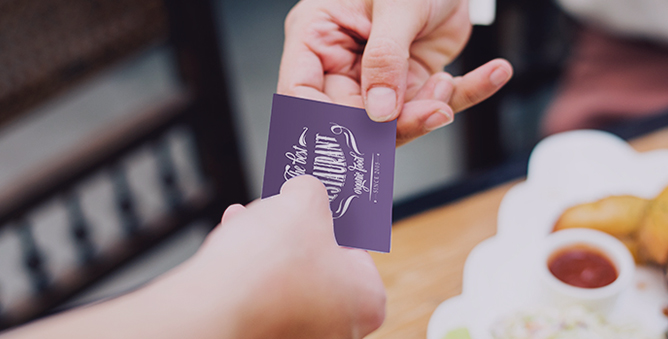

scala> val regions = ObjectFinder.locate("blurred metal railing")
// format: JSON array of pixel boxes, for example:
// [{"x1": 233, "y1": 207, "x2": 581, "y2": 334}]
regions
[{"x1": 0, "y1": 0, "x2": 249, "y2": 329}]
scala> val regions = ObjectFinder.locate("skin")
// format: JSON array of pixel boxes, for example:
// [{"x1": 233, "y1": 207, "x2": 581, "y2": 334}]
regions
[
  {"x1": 3, "y1": 176, "x2": 385, "y2": 339},
  {"x1": 3, "y1": 1, "x2": 513, "y2": 337},
  {"x1": 278, "y1": 0, "x2": 513, "y2": 146}
]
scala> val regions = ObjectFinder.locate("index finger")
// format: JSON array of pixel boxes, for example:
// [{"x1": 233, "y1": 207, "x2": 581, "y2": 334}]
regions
[
  {"x1": 278, "y1": 37, "x2": 331, "y2": 102},
  {"x1": 277, "y1": 4, "x2": 331, "y2": 102}
]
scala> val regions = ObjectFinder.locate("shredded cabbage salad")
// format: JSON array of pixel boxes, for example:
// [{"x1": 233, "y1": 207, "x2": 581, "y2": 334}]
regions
[{"x1": 490, "y1": 305, "x2": 659, "y2": 339}]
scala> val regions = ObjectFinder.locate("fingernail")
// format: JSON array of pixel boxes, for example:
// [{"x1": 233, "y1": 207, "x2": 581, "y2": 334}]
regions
[
  {"x1": 366, "y1": 87, "x2": 397, "y2": 121},
  {"x1": 424, "y1": 109, "x2": 453, "y2": 131},
  {"x1": 490, "y1": 67, "x2": 510, "y2": 87}
]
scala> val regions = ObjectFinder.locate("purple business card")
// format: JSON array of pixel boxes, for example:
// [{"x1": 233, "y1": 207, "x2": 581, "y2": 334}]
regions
[{"x1": 262, "y1": 94, "x2": 396, "y2": 252}]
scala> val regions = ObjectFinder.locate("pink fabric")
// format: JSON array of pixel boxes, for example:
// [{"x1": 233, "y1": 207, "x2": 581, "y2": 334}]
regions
[{"x1": 542, "y1": 27, "x2": 668, "y2": 135}]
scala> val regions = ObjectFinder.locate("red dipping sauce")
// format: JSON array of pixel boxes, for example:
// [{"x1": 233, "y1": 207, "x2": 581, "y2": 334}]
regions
[{"x1": 548, "y1": 245, "x2": 618, "y2": 288}]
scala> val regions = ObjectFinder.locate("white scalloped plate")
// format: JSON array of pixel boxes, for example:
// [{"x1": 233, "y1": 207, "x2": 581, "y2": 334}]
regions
[{"x1": 427, "y1": 130, "x2": 668, "y2": 339}]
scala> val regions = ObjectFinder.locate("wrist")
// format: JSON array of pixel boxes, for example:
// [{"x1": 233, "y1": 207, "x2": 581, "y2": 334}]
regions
[
  {"x1": 143, "y1": 253, "x2": 292, "y2": 339},
  {"x1": 129, "y1": 260, "x2": 246, "y2": 339}
]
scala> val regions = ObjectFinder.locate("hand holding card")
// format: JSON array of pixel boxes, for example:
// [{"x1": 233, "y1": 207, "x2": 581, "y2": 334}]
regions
[{"x1": 262, "y1": 94, "x2": 396, "y2": 252}]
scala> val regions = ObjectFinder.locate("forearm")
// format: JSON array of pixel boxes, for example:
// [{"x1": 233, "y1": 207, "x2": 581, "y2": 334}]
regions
[{"x1": 2, "y1": 262, "x2": 243, "y2": 339}]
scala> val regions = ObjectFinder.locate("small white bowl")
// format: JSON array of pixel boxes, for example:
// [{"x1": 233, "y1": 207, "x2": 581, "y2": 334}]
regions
[{"x1": 537, "y1": 228, "x2": 635, "y2": 313}]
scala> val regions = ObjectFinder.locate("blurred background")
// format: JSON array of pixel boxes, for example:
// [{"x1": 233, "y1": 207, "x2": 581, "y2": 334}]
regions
[{"x1": 0, "y1": 0, "x2": 667, "y2": 330}]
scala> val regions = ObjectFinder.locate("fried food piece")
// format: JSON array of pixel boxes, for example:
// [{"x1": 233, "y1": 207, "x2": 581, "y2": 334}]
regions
[
  {"x1": 618, "y1": 236, "x2": 642, "y2": 263},
  {"x1": 638, "y1": 187, "x2": 668, "y2": 265},
  {"x1": 554, "y1": 195, "x2": 649, "y2": 238}
]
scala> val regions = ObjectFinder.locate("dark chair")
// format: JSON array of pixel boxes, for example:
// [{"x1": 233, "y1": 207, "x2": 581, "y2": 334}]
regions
[{"x1": 0, "y1": 0, "x2": 248, "y2": 329}]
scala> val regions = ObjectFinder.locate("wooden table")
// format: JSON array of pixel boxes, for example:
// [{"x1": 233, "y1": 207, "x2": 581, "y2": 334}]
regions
[{"x1": 368, "y1": 128, "x2": 668, "y2": 339}]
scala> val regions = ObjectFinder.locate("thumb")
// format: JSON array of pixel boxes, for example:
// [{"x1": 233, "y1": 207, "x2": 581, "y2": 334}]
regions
[
  {"x1": 362, "y1": 0, "x2": 425, "y2": 122},
  {"x1": 279, "y1": 175, "x2": 331, "y2": 215}
]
